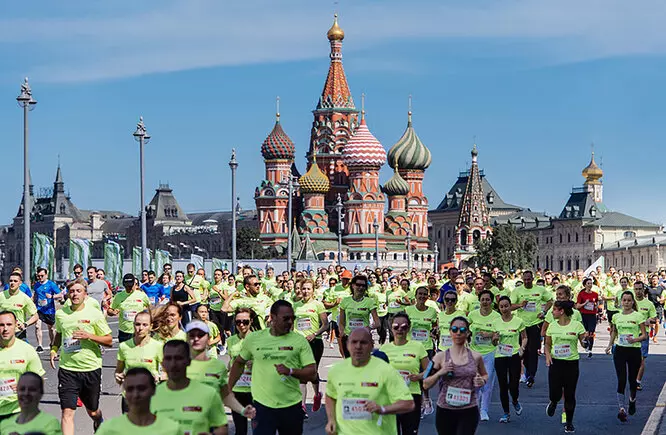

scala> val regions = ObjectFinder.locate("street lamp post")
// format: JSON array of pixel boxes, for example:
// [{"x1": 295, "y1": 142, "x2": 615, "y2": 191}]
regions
[
  {"x1": 286, "y1": 176, "x2": 299, "y2": 270},
  {"x1": 229, "y1": 149, "x2": 238, "y2": 272},
  {"x1": 17, "y1": 78, "x2": 36, "y2": 284},
  {"x1": 434, "y1": 242, "x2": 439, "y2": 273},
  {"x1": 335, "y1": 194, "x2": 344, "y2": 265},
  {"x1": 133, "y1": 117, "x2": 151, "y2": 272},
  {"x1": 406, "y1": 231, "x2": 412, "y2": 271},
  {"x1": 373, "y1": 218, "x2": 379, "y2": 269}
]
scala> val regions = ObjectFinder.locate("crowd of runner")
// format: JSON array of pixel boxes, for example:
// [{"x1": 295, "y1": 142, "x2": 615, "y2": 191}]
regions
[{"x1": 0, "y1": 261, "x2": 664, "y2": 434}]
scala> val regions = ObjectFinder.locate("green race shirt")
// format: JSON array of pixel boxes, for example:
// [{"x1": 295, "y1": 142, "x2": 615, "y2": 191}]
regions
[
  {"x1": 0, "y1": 339, "x2": 45, "y2": 415},
  {"x1": 325, "y1": 285, "x2": 351, "y2": 319},
  {"x1": 493, "y1": 315, "x2": 525, "y2": 357},
  {"x1": 55, "y1": 303, "x2": 112, "y2": 372},
  {"x1": 151, "y1": 380, "x2": 227, "y2": 433},
  {"x1": 239, "y1": 329, "x2": 315, "y2": 408},
  {"x1": 96, "y1": 414, "x2": 180, "y2": 435},
  {"x1": 340, "y1": 296, "x2": 378, "y2": 335},
  {"x1": 612, "y1": 311, "x2": 645, "y2": 348},
  {"x1": 0, "y1": 410, "x2": 61, "y2": 435},
  {"x1": 0, "y1": 290, "x2": 37, "y2": 325},
  {"x1": 544, "y1": 307, "x2": 582, "y2": 325},
  {"x1": 605, "y1": 284, "x2": 622, "y2": 311},
  {"x1": 326, "y1": 357, "x2": 412, "y2": 435},
  {"x1": 184, "y1": 275, "x2": 205, "y2": 303},
  {"x1": 111, "y1": 290, "x2": 150, "y2": 333},
  {"x1": 380, "y1": 340, "x2": 427, "y2": 395},
  {"x1": 154, "y1": 329, "x2": 187, "y2": 343},
  {"x1": 405, "y1": 305, "x2": 437, "y2": 351},
  {"x1": 468, "y1": 309, "x2": 501, "y2": 355},
  {"x1": 461, "y1": 292, "x2": 480, "y2": 314},
  {"x1": 206, "y1": 321, "x2": 220, "y2": 359},
  {"x1": 637, "y1": 298, "x2": 657, "y2": 322},
  {"x1": 229, "y1": 293, "x2": 272, "y2": 329},
  {"x1": 293, "y1": 299, "x2": 326, "y2": 338},
  {"x1": 187, "y1": 357, "x2": 228, "y2": 393},
  {"x1": 387, "y1": 290, "x2": 407, "y2": 314},
  {"x1": 546, "y1": 320, "x2": 585, "y2": 361},
  {"x1": 437, "y1": 310, "x2": 467, "y2": 351},
  {"x1": 208, "y1": 284, "x2": 226, "y2": 311},
  {"x1": 374, "y1": 291, "x2": 388, "y2": 317},
  {"x1": 511, "y1": 285, "x2": 553, "y2": 327},
  {"x1": 117, "y1": 337, "x2": 163, "y2": 378},
  {"x1": 227, "y1": 334, "x2": 251, "y2": 393}
]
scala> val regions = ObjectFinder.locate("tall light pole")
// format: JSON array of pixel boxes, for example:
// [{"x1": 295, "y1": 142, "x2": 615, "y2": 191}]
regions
[
  {"x1": 133, "y1": 117, "x2": 151, "y2": 271},
  {"x1": 373, "y1": 218, "x2": 379, "y2": 269},
  {"x1": 229, "y1": 149, "x2": 238, "y2": 272},
  {"x1": 434, "y1": 242, "x2": 439, "y2": 273},
  {"x1": 335, "y1": 193, "x2": 344, "y2": 265},
  {"x1": 406, "y1": 231, "x2": 412, "y2": 271},
  {"x1": 17, "y1": 78, "x2": 36, "y2": 283},
  {"x1": 286, "y1": 176, "x2": 299, "y2": 270}
]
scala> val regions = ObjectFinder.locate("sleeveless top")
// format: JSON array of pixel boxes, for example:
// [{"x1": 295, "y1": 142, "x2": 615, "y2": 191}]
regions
[
  {"x1": 171, "y1": 285, "x2": 188, "y2": 304},
  {"x1": 437, "y1": 348, "x2": 478, "y2": 410}
]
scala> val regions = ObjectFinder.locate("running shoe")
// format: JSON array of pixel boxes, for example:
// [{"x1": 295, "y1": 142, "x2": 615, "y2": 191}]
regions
[
  {"x1": 499, "y1": 413, "x2": 510, "y2": 423},
  {"x1": 618, "y1": 408, "x2": 628, "y2": 422},
  {"x1": 629, "y1": 399, "x2": 636, "y2": 416},
  {"x1": 520, "y1": 374, "x2": 527, "y2": 383},
  {"x1": 302, "y1": 404, "x2": 309, "y2": 419},
  {"x1": 513, "y1": 402, "x2": 523, "y2": 416},
  {"x1": 546, "y1": 401, "x2": 557, "y2": 417},
  {"x1": 564, "y1": 423, "x2": 575, "y2": 433},
  {"x1": 35, "y1": 345, "x2": 44, "y2": 353},
  {"x1": 637, "y1": 381, "x2": 642, "y2": 391},
  {"x1": 312, "y1": 392, "x2": 322, "y2": 412},
  {"x1": 480, "y1": 410, "x2": 490, "y2": 421},
  {"x1": 422, "y1": 397, "x2": 434, "y2": 416},
  {"x1": 588, "y1": 351, "x2": 592, "y2": 359},
  {"x1": 93, "y1": 417, "x2": 104, "y2": 433},
  {"x1": 526, "y1": 378, "x2": 535, "y2": 388},
  {"x1": 217, "y1": 344, "x2": 227, "y2": 356},
  {"x1": 77, "y1": 397, "x2": 83, "y2": 408}
]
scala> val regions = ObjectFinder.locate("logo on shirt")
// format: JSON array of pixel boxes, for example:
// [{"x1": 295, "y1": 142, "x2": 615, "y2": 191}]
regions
[
  {"x1": 357, "y1": 308, "x2": 368, "y2": 311},
  {"x1": 79, "y1": 320, "x2": 91, "y2": 324},
  {"x1": 10, "y1": 359, "x2": 25, "y2": 364},
  {"x1": 12, "y1": 304, "x2": 23, "y2": 308},
  {"x1": 182, "y1": 406, "x2": 202, "y2": 412},
  {"x1": 361, "y1": 382, "x2": 378, "y2": 387},
  {"x1": 566, "y1": 332, "x2": 577, "y2": 336},
  {"x1": 142, "y1": 358, "x2": 154, "y2": 363},
  {"x1": 205, "y1": 373, "x2": 220, "y2": 378},
  {"x1": 403, "y1": 353, "x2": 416, "y2": 358},
  {"x1": 278, "y1": 346, "x2": 293, "y2": 351}
]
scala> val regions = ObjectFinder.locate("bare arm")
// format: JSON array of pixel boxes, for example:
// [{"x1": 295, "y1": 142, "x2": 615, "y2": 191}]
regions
[
  {"x1": 228, "y1": 355, "x2": 248, "y2": 391},
  {"x1": 315, "y1": 313, "x2": 329, "y2": 337},
  {"x1": 325, "y1": 395, "x2": 337, "y2": 435},
  {"x1": 370, "y1": 309, "x2": 380, "y2": 330},
  {"x1": 339, "y1": 309, "x2": 347, "y2": 337}
]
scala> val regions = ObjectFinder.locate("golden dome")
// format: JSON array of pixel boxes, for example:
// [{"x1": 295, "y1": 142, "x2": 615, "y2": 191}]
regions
[
  {"x1": 582, "y1": 151, "x2": 603, "y2": 184},
  {"x1": 327, "y1": 14, "x2": 345, "y2": 41},
  {"x1": 299, "y1": 153, "x2": 330, "y2": 194}
]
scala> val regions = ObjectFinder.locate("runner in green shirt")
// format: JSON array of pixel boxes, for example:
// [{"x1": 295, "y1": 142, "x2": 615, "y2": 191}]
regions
[
  {"x1": 108, "y1": 274, "x2": 150, "y2": 343},
  {"x1": 226, "y1": 308, "x2": 255, "y2": 435},
  {"x1": 208, "y1": 269, "x2": 229, "y2": 353},
  {"x1": 0, "y1": 372, "x2": 62, "y2": 435},
  {"x1": 632, "y1": 282, "x2": 655, "y2": 394},
  {"x1": 222, "y1": 275, "x2": 272, "y2": 329},
  {"x1": 0, "y1": 272, "x2": 38, "y2": 341},
  {"x1": 437, "y1": 291, "x2": 467, "y2": 352},
  {"x1": 339, "y1": 276, "x2": 379, "y2": 358},
  {"x1": 374, "y1": 281, "x2": 390, "y2": 345}
]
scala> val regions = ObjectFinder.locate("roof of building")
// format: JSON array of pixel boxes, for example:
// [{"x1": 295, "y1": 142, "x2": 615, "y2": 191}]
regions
[
  {"x1": 598, "y1": 233, "x2": 666, "y2": 252},
  {"x1": 382, "y1": 167, "x2": 410, "y2": 197},
  {"x1": 492, "y1": 209, "x2": 552, "y2": 230},
  {"x1": 583, "y1": 211, "x2": 660, "y2": 229},
  {"x1": 387, "y1": 111, "x2": 431, "y2": 171},
  {"x1": 318, "y1": 15, "x2": 355, "y2": 111},
  {"x1": 261, "y1": 114, "x2": 295, "y2": 161},
  {"x1": 146, "y1": 184, "x2": 190, "y2": 224},
  {"x1": 558, "y1": 189, "x2": 607, "y2": 220},
  {"x1": 101, "y1": 217, "x2": 136, "y2": 235},
  {"x1": 187, "y1": 210, "x2": 257, "y2": 226},
  {"x1": 432, "y1": 170, "x2": 521, "y2": 213},
  {"x1": 342, "y1": 116, "x2": 387, "y2": 168},
  {"x1": 299, "y1": 154, "x2": 330, "y2": 194}
]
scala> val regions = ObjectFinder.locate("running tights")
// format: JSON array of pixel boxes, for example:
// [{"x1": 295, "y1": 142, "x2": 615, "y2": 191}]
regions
[
  {"x1": 435, "y1": 406, "x2": 479, "y2": 435},
  {"x1": 613, "y1": 346, "x2": 641, "y2": 400},
  {"x1": 523, "y1": 323, "x2": 542, "y2": 381},
  {"x1": 495, "y1": 354, "x2": 521, "y2": 413},
  {"x1": 397, "y1": 394, "x2": 422, "y2": 435},
  {"x1": 378, "y1": 315, "x2": 390, "y2": 344},
  {"x1": 231, "y1": 391, "x2": 253, "y2": 435},
  {"x1": 548, "y1": 359, "x2": 579, "y2": 425},
  {"x1": 581, "y1": 313, "x2": 597, "y2": 351}
]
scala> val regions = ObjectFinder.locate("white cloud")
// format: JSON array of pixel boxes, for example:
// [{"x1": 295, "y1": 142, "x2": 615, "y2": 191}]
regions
[{"x1": 2, "y1": 0, "x2": 666, "y2": 82}]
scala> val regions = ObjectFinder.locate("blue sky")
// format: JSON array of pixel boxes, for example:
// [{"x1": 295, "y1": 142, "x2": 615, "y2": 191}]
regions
[{"x1": 0, "y1": 0, "x2": 665, "y2": 226}]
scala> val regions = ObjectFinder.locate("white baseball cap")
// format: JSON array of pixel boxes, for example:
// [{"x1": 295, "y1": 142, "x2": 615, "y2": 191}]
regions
[{"x1": 185, "y1": 320, "x2": 209, "y2": 334}]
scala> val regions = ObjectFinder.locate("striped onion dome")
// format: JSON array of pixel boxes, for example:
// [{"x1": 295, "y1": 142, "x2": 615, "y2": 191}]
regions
[
  {"x1": 343, "y1": 116, "x2": 387, "y2": 168},
  {"x1": 388, "y1": 111, "x2": 431, "y2": 171},
  {"x1": 299, "y1": 154, "x2": 330, "y2": 194},
  {"x1": 260, "y1": 114, "x2": 295, "y2": 160},
  {"x1": 382, "y1": 166, "x2": 410, "y2": 197}
]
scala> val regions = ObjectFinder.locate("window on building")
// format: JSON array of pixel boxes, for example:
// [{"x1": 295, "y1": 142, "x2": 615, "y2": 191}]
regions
[
  {"x1": 641, "y1": 255, "x2": 644, "y2": 264},
  {"x1": 575, "y1": 233, "x2": 579, "y2": 242},
  {"x1": 536, "y1": 256, "x2": 540, "y2": 268},
  {"x1": 460, "y1": 230, "x2": 467, "y2": 246},
  {"x1": 588, "y1": 235, "x2": 591, "y2": 242},
  {"x1": 650, "y1": 255, "x2": 653, "y2": 264},
  {"x1": 575, "y1": 259, "x2": 580, "y2": 270},
  {"x1": 568, "y1": 234, "x2": 571, "y2": 243},
  {"x1": 624, "y1": 231, "x2": 636, "y2": 238},
  {"x1": 567, "y1": 259, "x2": 572, "y2": 271},
  {"x1": 393, "y1": 253, "x2": 397, "y2": 260},
  {"x1": 587, "y1": 258, "x2": 592, "y2": 267},
  {"x1": 536, "y1": 237, "x2": 539, "y2": 245},
  {"x1": 447, "y1": 229, "x2": 451, "y2": 238},
  {"x1": 438, "y1": 230, "x2": 441, "y2": 239},
  {"x1": 559, "y1": 260, "x2": 564, "y2": 270},
  {"x1": 559, "y1": 234, "x2": 563, "y2": 243},
  {"x1": 546, "y1": 256, "x2": 549, "y2": 269}
]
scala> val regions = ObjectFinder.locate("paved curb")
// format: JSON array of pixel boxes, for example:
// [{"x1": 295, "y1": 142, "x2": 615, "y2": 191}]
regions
[{"x1": 642, "y1": 381, "x2": 666, "y2": 435}]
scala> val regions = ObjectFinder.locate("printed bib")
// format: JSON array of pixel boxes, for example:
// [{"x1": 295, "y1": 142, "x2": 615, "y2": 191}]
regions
[
  {"x1": 474, "y1": 333, "x2": 491, "y2": 346},
  {"x1": 553, "y1": 344, "x2": 571, "y2": 358},
  {"x1": 584, "y1": 301, "x2": 595, "y2": 311},
  {"x1": 411, "y1": 329, "x2": 428, "y2": 342},
  {"x1": 498, "y1": 344, "x2": 514, "y2": 356},
  {"x1": 209, "y1": 295, "x2": 222, "y2": 305},
  {"x1": 389, "y1": 301, "x2": 401, "y2": 309},
  {"x1": 524, "y1": 302, "x2": 537, "y2": 312},
  {"x1": 399, "y1": 370, "x2": 411, "y2": 386},
  {"x1": 379, "y1": 303, "x2": 388, "y2": 312},
  {"x1": 618, "y1": 334, "x2": 633, "y2": 346},
  {"x1": 149, "y1": 297, "x2": 157, "y2": 305},
  {"x1": 341, "y1": 398, "x2": 372, "y2": 420},
  {"x1": 0, "y1": 378, "x2": 16, "y2": 397},
  {"x1": 348, "y1": 318, "x2": 365, "y2": 330},
  {"x1": 446, "y1": 386, "x2": 471, "y2": 407},
  {"x1": 63, "y1": 337, "x2": 82, "y2": 353},
  {"x1": 236, "y1": 371, "x2": 252, "y2": 388},
  {"x1": 297, "y1": 318, "x2": 312, "y2": 331},
  {"x1": 38, "y1": 299, "x2": 48, "y2": 307},
  {"x1": 123, "y1": 310, "x2": 138, "y2": 321},
  {"x1": 440, "y1": 335, "x2": 453, "y2": 348}
]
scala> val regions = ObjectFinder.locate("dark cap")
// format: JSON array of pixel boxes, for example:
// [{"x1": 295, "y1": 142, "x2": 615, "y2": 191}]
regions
[{"x1": 122, "y1": 273, "x2": 136, "y2": 286}]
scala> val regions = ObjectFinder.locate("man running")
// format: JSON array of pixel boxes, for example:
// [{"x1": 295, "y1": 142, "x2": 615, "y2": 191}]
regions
[
  {"x1": 228, "y1": 300, "x2": 316, "y2": 435},
  {"x1": 86, "y1": 266, "x2": 111, "y2": 311},
  {"x1": 141, "y1": 271, "x2": 167, "y2": 306},
  {"x1": 33, "y1": 267, "x2": 63, "y2": 353},
  {"x1": 108, "y1": 274, "x2": 150, "y2": 343},
  {"x1": 0, "y1": 272, "x2": 38, "y2": 341}
]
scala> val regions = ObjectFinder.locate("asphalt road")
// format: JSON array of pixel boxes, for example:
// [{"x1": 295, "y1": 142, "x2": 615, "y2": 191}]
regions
[{"x1": 30, "y1": 317, "x2": 666, "y2": 434}]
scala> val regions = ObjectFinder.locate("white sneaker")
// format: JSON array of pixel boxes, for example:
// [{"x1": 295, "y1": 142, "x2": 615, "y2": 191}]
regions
[
  {"x1": 480, "y1": 410, "x2": 490, "y2": 421},
  {"x1": 520, "y1": 374, "x2": 527, "y2": 383}
]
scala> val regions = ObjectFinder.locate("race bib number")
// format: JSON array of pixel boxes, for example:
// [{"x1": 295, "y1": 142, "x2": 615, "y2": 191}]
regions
[
  {"x1": 411, "y1": 329, "x2": 428, "y2": 342},
  {"x1": 446, "y1": 387, "x2": 471, "y2": 407},
  {"x1": 349, "y1": 318, "x2": 364, "y2": 330},
  {"x1": 389, "y1": 301, "x2": 401, "y2": 309},
  {"x1": 584, "y1": 301, "x2": 595, "y2": 311},
  {"x1": 123, "y1": 310, "x2": 138, "y2": 321},
  {"x1": 38, "y1": 299, "x2": 48, "y2": 307},
  {"x1": 498, "y1": 344, "x2": 514, "y2": 356},
  {"x1": 440, "y1": 335, "x2": 453, "y2": 348},
  {"x1": 149, "y1": 297, "x2": 157, "y2": 305},
  {"x1": 379, "y1": 303, "x2": 387, "y2": 312},
  {"x1": 524, "y1": 302, "x2": 537, "y2": 312},
  {"x1": 63, "y1": 337, "x2": 82, "y2": 353},
  {"x1": 399, "y1": 370, "x2": 411, "y2": 386},
  {"x1": 297, "y1": 318, "x2": 312, "y2": 331},
  {"x1": 209, "y1": 295, "x2": 222, "y2": 305},
  {"x1": 618, "y1": 334, "x2": 633, "y2": 346},
  {"x1": 341, "y1": 398, "x2": 372, "y2": 420},
  {"x1": 0, "y1": 378, "x2": 16, "y2": 396},
  {"x1": 236, "y1": 371, "x2": 252, "y2": 388},
  {"x1": 474, "y1": 333, "x2": 491, "y2": 346},
  {"x1": 553, "y1": 344, "x2": 571, "y2": 358}
]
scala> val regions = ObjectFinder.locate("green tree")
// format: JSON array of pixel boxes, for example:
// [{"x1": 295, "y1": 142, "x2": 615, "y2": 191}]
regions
[
  {"x1": 235, "y1": 227, "x2": 277, "y2": 259},
  {"x1": 472, "y1": 224, "x2": 537, "y2": 272}
]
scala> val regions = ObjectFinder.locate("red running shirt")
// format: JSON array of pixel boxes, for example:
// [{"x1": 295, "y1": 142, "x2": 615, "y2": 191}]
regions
[{"x1": 577, "y1": 291, "x2": 599, "y2": 315}]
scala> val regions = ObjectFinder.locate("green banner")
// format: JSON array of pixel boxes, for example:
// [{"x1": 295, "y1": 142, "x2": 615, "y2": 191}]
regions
[
  {"x1": 69, "y1": 239, "x2": 92, "y2": 277},
  {"x1": 212, "y1": 258, "x2": 229, "y2": 273},
  {"x1": 132, "y1": 247, "x2": 142, "y2": 276},
  {"x1": 153, "y1": 249, "x2": 172, "y2": 274},
  {"x1": 104, "y1": 241, "x2": 124, "y2": 289},
  {"x1": 32, "y1": 233, "x2": 55, "y2": 277}
]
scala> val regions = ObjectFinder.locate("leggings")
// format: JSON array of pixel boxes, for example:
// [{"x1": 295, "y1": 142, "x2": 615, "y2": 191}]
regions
[
  {"x1": 231, "y1": 391, "x2": 253, "y2": 435},
  {"x1": 548, "y1": 359, "x2": 579, "y2": 425},
  {"x1": 613, "y1": 346, "x2": 641, "y2": 399},
  {"x1": 209, "y1": 309, "x2": 228, "y2": 345},
  {"x1": 397, "y1": 394, "x2": 422, "y2": 435},
  {"x1": 581, "y1": 313, "x2": 597, "y2": 351},
  {"x1": 435, "y1": 406, "x2": 479, "y2": 435},
  {"x1": 378, "y1": 315, "x2": 390, "y2": 344},
  {"x1": 523, "y1": 323, "x2": 542, "y2": 381},
  {"x1": 495, "y1": 354, "x2": 521, "y2": 413}
]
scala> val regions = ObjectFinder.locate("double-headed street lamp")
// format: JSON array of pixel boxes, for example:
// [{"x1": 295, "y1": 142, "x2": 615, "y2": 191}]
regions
[
  {"x1": 335, "y1": 193, "x2": 344, "y2": 265},
  {"x1": 229, "y1": 149, "x2": 238, "y2": 272},
  {"x1": 133, "y1": 117, "x2": 151, "y2": 271},
  {"x1": 17, "y1": 78, "x2": 37, "y2": 283},
  {"x1": 373, "y1": 218, "x2": 379, "y2": 269}
]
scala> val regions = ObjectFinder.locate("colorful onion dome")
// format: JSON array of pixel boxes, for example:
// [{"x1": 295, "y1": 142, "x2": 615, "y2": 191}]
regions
[
  {"x1": 582, "y1": 151, "x2": 603, "y2": 183},
  {"x1": 260, "y1": 113, "x2": 295, "y2": 160},
  {"x1": 299, "y1": 153, "x2": 330, "y2": 194},
  {"x1": 388, "y1": 111, "x2": 431, "y2": 171},
  {"x1": 382, "y1": 165, "x2": 410, "y2": 197},
  {"x1": 327, "y1": 14, "x2": 345, "y2": 41},
  {"x1": 343, "y1": 116, "x2": 387, "y2": 168}
]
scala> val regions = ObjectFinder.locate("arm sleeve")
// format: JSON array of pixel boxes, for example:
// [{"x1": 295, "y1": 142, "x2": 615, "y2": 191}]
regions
[
  {"x1": 326, "y1": 367, "x2": 337, "y2": 399},
  {"x1": 510, "y1": 290, "x2": 519, "y2": 304},
  {"x1": 386, "y1": 366, "x2": 413, "y2": 402},
  {"x1": 27, "y1": 348, "x2": 46, "y2": 376},
  {"x1": 118, "y1": 344, "x2": 126, "y2": 362},
  {"x1": 207, "y1": 388, "x2": 227, "y2": 428},
  {"x1": 93, "y1": 313, "x2": 113, "y2": 336},
  {"x1": 24, "y1": 297, "x2": 37, "y2": 317},
  {"x1": 52, "y1": 282, "x2": 62, "y2": 295},
  {"x1": 238, "y1": 333, "x2": 253, "y2": 361},
  {"x1": 110, "y1": 295, "x2": 120, "y2": 310}
]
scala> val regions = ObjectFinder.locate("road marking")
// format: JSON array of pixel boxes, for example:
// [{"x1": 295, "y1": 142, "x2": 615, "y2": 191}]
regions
[{"x1": 641, "y1": 377, "x2": 666, "y2": 435}]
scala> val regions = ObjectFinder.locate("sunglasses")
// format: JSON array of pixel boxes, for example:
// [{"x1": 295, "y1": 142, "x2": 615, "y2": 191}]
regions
[
  {"x1": 454, "y1": 282, "x2": 464, "y2": 285},
  {"x1": 450, "y1": 326, "x2": 468, "y2": 334},
  {"x1": 392, "y1": 324, "x2": 410, "y2": 331},
  {"x1": 235, "y1": 319, "x2": 251, "y2": 326},
  {"x1": 444, "y1": 298, "x2": 457, "y2": 303}
]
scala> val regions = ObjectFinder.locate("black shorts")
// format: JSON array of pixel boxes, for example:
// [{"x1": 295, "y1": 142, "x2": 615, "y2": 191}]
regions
[
  {"x1": 38, "y1": 311, "x2": 55, "y2": 326},
  {"x1": 58, "y1": 368, "x2": 102, "y2": 410},
  {"x1": 310, "y1": 339, "x2": 324, "y2": 367}
]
